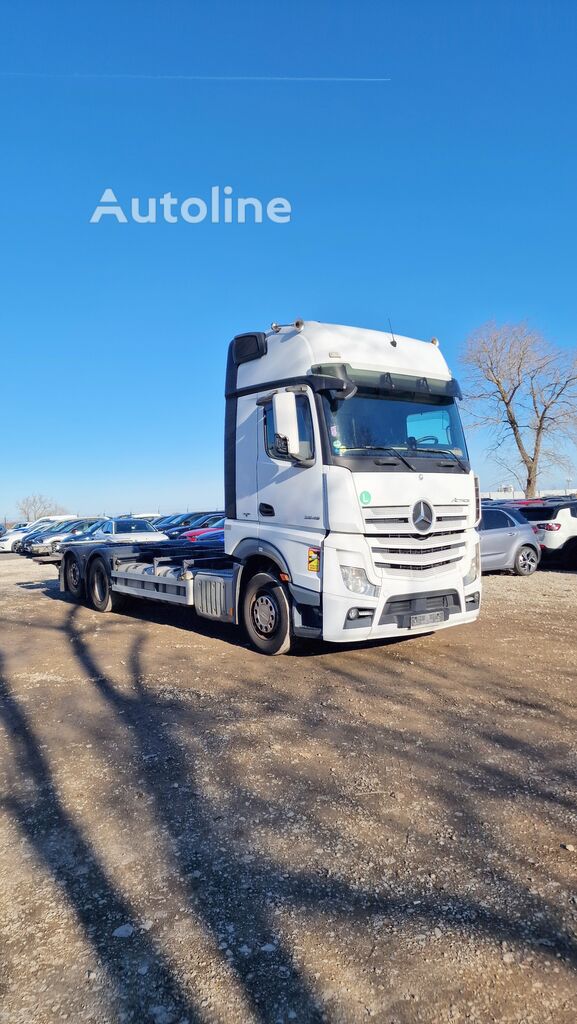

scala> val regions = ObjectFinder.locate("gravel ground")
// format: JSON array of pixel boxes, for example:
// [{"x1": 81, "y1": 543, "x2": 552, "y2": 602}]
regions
[{"x1": 0, "y1": 554, "x2": 575, "y2": 1024}]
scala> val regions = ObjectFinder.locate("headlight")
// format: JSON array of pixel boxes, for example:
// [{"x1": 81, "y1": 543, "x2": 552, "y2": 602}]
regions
[
  {"x1": 340, "y1": 564, "x2": 380, "y2": 597},
  {"x1": 463, "y1": 544, "x2": 480, "y2": 586}
]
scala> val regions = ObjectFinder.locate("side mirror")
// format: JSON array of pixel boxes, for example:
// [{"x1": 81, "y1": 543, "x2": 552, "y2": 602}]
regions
[{"x1": 272, "y1": 390, "x2": 301, "y2": 458}]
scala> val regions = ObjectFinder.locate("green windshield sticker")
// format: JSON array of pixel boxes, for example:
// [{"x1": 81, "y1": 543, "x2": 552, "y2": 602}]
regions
[{"x1": 360, "y1": 490, "x2": 372, "y2": 505}]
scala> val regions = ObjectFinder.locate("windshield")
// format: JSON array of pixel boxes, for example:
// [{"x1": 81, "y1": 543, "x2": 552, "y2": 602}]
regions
[
  {"x1": 83, "y1": 520, "x2": 107, "y2": 535},
  {"x1": 195, "y1": 516, "x2": 225, "y2": 529},
  {"x1": 41, "y1": 520, "x2": 76, "y2": 535},
  {"x1": 321, "y1": 390, "x2": 468, "y2": 461},
  {"x1": 167, "y1": 512, "x2": 196, "y2": 527},
  {"x1": 157, "y1": 513, "x2": 184, "y2": 526},
  {"x1": 517, "y1": 505, "x2": 559, "y2": 522},
  {"x1": 115, "y1": 519, "x2": 157, "y2": 534}
]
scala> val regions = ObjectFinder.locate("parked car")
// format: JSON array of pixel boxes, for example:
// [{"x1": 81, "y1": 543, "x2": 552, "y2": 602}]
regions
[
  {"x1": 0, "y1": 516, "x2": 70, "y2": 553},
  {"x1": 512, "y1": 502, "x2": 577, "y2": 568},
  {"x1": 163, "y1": 511, "x2": 224, "y2": 540},
  {"x1": 20, "y1": 519, "x2": 80, "y2": 554},
  {"x1": 21, "y1": 517, "x2": 94, "y2": 554},
  {"x1": 186, "y1": 528, "x2": 224, "y2": 549},
  {"x1": 117, "y1": 513, "x2": 159, "y2": 520},
  {"x1": 65, "y1": 517, "x2": 169, "y2": 545},
  {"x1": 0, "y1": 528, "x2": 29, "y2": 553},
  {"x1": 479, "y1": 506, "x2": 541, "y2": 575},
  {"x1": 182, "y1": 516, "x2": 226, "y2": 542},
  {"x1": 153, "y1": 513, "x2": 184, "y2": 529},
  {"x1": 46, "y1": 519, "x2": 111, "y2": 558},
  {"x1": 29, "y1": 518, "x2": 104, "y2": 555}
]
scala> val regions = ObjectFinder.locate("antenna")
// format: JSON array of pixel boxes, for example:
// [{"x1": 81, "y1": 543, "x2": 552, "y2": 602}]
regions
[{"x1": 388, "y1": 317, "x2": 397, "y2": 348}]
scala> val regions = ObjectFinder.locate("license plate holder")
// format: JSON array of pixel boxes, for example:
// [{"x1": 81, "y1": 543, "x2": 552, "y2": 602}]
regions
[{"x1": 410, "y1": 610, "x2": 445, "y2": 628}]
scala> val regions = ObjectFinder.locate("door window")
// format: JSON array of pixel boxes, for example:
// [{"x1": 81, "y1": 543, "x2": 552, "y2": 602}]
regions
[
  {"x1": 482, "y1": 509, "x2": 510, "y2": 530},
  {"x1": 264, "y1": 394, "x2": 314, "y2": 461}
]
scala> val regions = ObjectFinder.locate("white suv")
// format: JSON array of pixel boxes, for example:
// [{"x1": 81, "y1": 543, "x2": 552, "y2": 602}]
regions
[{"x1": 520, "y1": 502, "x2": 577, "y2": 568}]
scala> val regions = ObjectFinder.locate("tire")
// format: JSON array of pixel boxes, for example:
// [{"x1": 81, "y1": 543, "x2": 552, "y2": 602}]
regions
[
  {"x1": 514, "y1": 545, "x2": 539, "y2": 576},
  {"x1": 65, "y1": 554, "x2": 84, "y2": 599},
  {"x1": 88, "y1": 556, "x2": 122, "y2": 613},
  {"x1": 242, "y1": 571, "x2": 292, "y2": 655}
]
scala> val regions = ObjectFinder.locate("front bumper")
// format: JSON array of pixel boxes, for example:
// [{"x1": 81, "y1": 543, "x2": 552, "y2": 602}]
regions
[
  {"x1": 320, "y1": 534, "x2": 481, "y2": 643},
  {"x1": 322, "y1": 584, "x2": 480, "y2": 643}
]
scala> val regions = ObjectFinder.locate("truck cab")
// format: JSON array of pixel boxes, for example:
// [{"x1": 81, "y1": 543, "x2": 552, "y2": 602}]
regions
[{"x1": 225, "y1": 321, "x2": 481, "y2": 651}]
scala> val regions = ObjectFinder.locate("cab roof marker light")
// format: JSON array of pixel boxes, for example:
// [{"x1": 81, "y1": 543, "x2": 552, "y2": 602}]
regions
[{"x1": 431, "y1": 337, "x2": 440, "y2": 347}]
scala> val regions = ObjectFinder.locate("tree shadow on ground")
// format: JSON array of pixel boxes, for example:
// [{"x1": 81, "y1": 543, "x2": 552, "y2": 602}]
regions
[
  {"x1": 1, "y1": 600, "x2": 576, "y2": 1022},
  {"x1": 0, "y1": 650, "x2": 202, "y2": 1022}
]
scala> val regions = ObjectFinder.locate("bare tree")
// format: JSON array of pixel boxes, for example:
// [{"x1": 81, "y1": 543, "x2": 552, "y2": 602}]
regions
[
  {"x1": 461, "y1": 322, "x2": 577, "y2": 496},
  {"x1": 17, "y1": 495, "x2": 68, "y2": 522}
]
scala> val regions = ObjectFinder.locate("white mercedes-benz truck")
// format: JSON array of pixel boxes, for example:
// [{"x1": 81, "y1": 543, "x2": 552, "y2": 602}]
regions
[{"x1": 61, "y1": 321, "x2": 481, "y2": 654}]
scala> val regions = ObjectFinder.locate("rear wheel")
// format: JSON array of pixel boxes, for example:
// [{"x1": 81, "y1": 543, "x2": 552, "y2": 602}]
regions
[
  {"x1": 242, "y1": 572, "x2": 291, "y2": 655},
  {"x1": 514, "y1": 545, "x2": 538, "y2": 576},
  {"x1": 88, "y1": 556, "x2": 122, "y2": 612},
  {"x1": 65, "y1": 554, "x2": 84, "y2": 599}
]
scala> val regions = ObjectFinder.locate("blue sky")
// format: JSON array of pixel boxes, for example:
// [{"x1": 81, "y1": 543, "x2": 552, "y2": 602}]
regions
[{"x1": 1, "y1": 1, "x2": 576, "y2": 518}]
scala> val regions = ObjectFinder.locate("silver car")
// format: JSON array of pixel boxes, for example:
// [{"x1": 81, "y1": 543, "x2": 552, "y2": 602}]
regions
[{"x1": 479, "y1": 505, "x2": 541, "y2": 575}]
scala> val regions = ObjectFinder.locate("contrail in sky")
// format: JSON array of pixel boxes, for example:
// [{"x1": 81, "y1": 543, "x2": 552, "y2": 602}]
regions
[{"x1": 0, "y1": 71, "x2": 390, "y2": 83}]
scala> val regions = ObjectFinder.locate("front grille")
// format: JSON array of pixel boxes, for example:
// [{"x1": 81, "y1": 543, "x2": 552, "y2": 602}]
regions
[{"x1": 363, "y1": 502, "x2": 469, "y2": 576}]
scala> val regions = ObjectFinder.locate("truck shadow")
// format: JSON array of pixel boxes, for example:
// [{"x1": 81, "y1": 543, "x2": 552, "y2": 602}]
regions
[{"x1": 29, "y1": 575, "x2": 426, "y2": 659}]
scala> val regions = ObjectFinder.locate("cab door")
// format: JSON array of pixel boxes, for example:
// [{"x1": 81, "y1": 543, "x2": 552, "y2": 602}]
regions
[{"x1": 256, "y1": 388, "x2": 326, "y2": 592}]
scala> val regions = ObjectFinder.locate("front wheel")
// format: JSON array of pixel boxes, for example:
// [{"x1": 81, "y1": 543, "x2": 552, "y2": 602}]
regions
[
  {"x1": 242, "y1": 572, "x2": 292, "y2": 655},
  {"x1": 514, "y1": 545, "x2": 539, "y2": 576}
]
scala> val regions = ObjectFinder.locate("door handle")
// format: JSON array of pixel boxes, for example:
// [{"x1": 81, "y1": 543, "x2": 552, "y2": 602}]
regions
[{"x1": 259, "y1": 503, "x2": 275, "y2": 517}]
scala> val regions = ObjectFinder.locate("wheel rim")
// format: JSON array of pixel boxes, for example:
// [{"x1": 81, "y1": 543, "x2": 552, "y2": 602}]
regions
[
  {"x1": 68, "y1": 561, "x2": 80, "y2": 589},
  {"x1": 251, "y1": 591, "x2": 278, "y2": 637},
  {"x1": 519, "y1": 549, "x2": 537, "y2": 573}
]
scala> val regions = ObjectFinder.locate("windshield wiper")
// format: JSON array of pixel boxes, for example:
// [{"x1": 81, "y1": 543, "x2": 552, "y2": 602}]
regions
[
  {"x1": 413, "y1": 447, "x2": 468, "y2": 472},
  {"x1": 339, "y1": 445, "x2": 417, "y2": 471}
]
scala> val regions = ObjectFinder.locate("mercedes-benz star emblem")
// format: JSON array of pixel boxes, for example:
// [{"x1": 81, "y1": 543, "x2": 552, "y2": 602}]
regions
[{"x1": 412, "y1": 500, "x2": 434, "y2": 533}]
